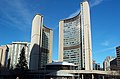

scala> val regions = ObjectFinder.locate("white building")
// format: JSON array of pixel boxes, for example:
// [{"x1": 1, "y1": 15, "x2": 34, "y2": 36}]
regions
[
  {"x1": 0, "y1": 42, "x2": 30, "y2": 69},
  {"x1": 103, "y1": 56, "x2": 115, "y2": 71},
  {"x1": 0, "y1": 45, "x2": 9, "y2": 67},
  {"x1": 29, "y1": 14, "x2": 53, "y2": 70},
  {"x1": 10, "y1": 42, "x2": 30, "y2": 69}
]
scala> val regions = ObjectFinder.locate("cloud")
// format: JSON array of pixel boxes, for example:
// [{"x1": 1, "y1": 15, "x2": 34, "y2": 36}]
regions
[
  {"x1": 89, "y1": 0, "x2": 104, "y2": 7},
  {"x1": 101, "y1": 41, "x2": 110, "y2": 46},
  {"x1": 66, "y1": 0, "x2": 104, "y2": 19},
  {"x1": 66, "y1": 9, "x2": 80, "y2": 19},
  {"x1": 94, "y1": 46, "x2": 115, "y2": 53},
  {"x1": 94, "y1": 44, "x2": 120, "y2": 53},
  {"x1": 0, "y1": 0, "x2": 32, "y2": 31}
]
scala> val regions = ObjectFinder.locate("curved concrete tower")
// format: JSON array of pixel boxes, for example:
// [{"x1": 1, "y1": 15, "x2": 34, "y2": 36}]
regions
[
  {"x1": 29, "y1": 14, "x2": 53, "y2": 70},
  {"x1": 81, "y1": 0, "x2": 92, "y2": 70},
  {"x1": 59, "y1": 0, "x2": 92, "y2": 70},
  {"x1": 29, "y1": 14, "x2": 43, "y2": 70}
]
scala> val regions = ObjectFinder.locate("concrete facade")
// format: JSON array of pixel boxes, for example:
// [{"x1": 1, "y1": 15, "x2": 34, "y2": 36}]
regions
[
  {"x1": 0, "y1": 45, "x2": 9, "y2": 67},
  {"x1": 29, "y1": 14, "x2": 53, "y2": 70},
  {"x1": 1, "y1": 61, "x2": 120, "y2": 79},
  {"x1": 29, "y1": 14, "x2": 43, "y2": 70},
  {"x1": 0, "y1": 42, "x2": 30, "y2": 69},
  {"x1": 59, "y1": 1, "x2": 92, "y2": 70},
  {"x1": 10, "y1": 42, "x2": 30, "y2": 69}
]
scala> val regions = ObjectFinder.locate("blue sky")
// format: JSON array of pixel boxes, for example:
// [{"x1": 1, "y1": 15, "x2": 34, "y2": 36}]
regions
[{"x1": 0, "y1": 0, "x2": 120, "y2": 66}]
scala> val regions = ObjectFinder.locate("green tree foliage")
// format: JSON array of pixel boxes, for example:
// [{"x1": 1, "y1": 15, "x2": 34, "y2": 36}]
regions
[{"x1": 16, "y1": 47, "x2": 28, "y2": 70}]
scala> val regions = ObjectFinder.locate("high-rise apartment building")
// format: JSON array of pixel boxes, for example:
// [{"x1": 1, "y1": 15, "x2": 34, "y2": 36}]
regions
[
  {"x1": 29, "y1": 14, "x2": 53, "y2": 70},
  {"x1": 59, "y1": 0, "x2": 92, "y2": 70},
  {"x1": 41, "y1": 26, "x2": 53, "y2": 65},
  {"x1": 116, "y1": 46, "x2": 120, "y2": 69},
  {"x1": 10, "y1": 42, "x2": 30, "y2": 68},
  {"x1": 103, "y1": 56, "x2": 115, "y2": 71}
]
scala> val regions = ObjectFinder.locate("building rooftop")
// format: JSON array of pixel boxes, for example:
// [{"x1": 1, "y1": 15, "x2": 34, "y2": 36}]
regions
[
  {"x1": 46, "y1": 62, "x2": 77, "y2": 66},
  {"x1": 12, "y1": 42, "x2": 29, "y2": 44}
]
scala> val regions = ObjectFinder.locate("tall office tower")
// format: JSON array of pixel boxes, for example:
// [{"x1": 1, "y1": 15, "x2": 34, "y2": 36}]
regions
[
  {"x1": 116, "y1": 46, "x2": 120, "y2": 69},
  {"x1": 42, "y1": 26, "x2": 53, "y2": 65},
  {"x1": 10, "y1": 42, "x2": 30, "y2": 68},
  {"x1": 30, "y1": 14, "x2": 53, "y2": 70},
  {"x1": 103, "y1": 56, "x2": 115, "y2": 71},
  {"x1": 59, "y1": 0, "x2": 92, "y2": 70}
]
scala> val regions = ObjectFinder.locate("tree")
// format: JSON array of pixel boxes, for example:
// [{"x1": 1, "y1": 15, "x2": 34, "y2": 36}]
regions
[
  {"x1": 16, "y1": 47, "x2": 28, "y2": 70},
  {"x1": 14, "y1": 47, "x2": 29, "y2": 79}
]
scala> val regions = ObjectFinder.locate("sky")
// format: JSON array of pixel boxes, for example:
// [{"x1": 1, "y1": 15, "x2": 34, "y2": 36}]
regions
[{"x1": 0, "y1": 0, "x2": 120, "y2": 67}]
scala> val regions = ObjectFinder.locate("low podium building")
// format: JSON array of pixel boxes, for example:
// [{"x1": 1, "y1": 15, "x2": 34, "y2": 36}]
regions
[{"x1": 27, "y1": 62, "x2": 120, "y2": 79}]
